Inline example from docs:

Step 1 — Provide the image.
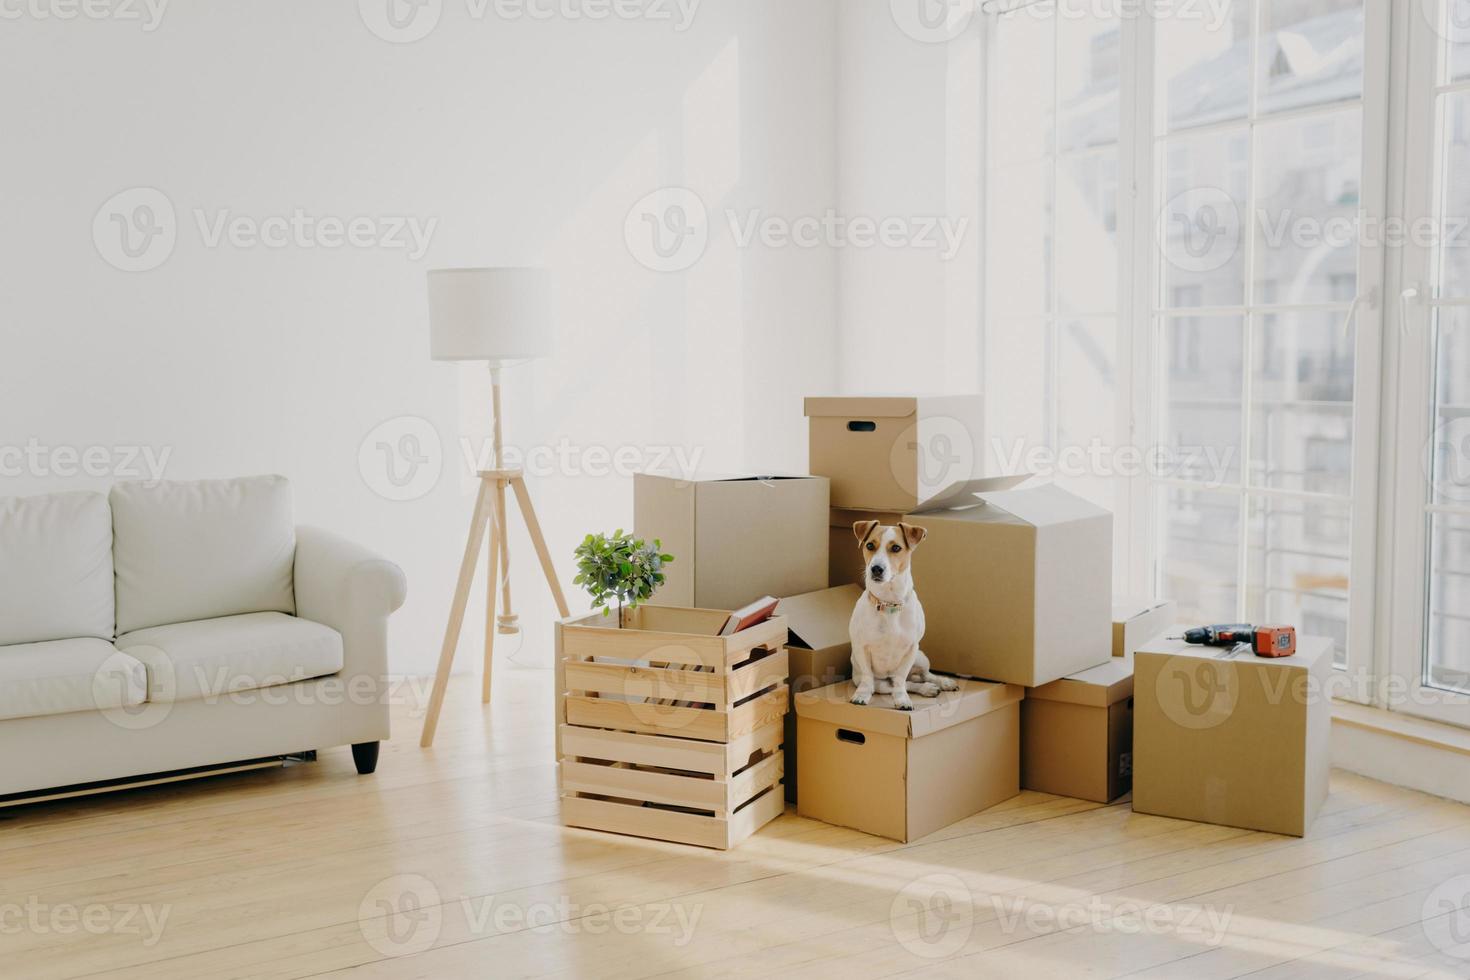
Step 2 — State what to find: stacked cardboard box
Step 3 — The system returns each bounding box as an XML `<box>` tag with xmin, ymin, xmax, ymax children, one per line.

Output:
<box><xmin>794</xmin><ymin>679</ymin><xmax>1021</xmax><ymax>842</ymax></box>
<box><xmin>634</xmin><ymin>473</ymin><xmax>829</xmax><ymax>610</ymax></box>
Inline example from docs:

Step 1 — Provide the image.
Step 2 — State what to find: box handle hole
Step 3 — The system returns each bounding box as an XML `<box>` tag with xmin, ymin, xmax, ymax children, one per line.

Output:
<box><xmin>846</xmin><ymin>420</ymin><xmax>877</xmax><ymax>432</ymax></box>
<box><xmin>836</xmin><ymin>728</ymin><xmax>866</xmax><ymax>745</ymax></box>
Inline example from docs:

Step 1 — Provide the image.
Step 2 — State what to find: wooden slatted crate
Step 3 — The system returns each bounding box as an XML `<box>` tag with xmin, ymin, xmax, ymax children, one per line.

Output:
<box><xmin>559</xmin><ymin>721</ymin><xmax>785</xmax><ymax>849</ymax></box>
<box><xmin>555</xmin><ymin>605</ymin><xmax>789</xmax><ymax>848</ymax></box>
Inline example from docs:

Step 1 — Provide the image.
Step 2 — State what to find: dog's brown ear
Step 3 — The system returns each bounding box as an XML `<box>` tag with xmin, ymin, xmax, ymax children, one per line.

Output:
<box><xmin>899</xmin><ymin>522</ymin><xmax>927</xmax><ymax>548</ymax></box>
<box><xmin>853</xmin><ymin>519</ymin><xmax>879</xmax><ymax>545</ymax></box>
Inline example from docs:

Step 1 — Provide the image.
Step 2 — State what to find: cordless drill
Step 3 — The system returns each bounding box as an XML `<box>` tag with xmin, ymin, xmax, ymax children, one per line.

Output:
<box><xmin>1179</xmin><ymin>624</ymin><xmax>1297</xmax><ymax>658</ymax></box>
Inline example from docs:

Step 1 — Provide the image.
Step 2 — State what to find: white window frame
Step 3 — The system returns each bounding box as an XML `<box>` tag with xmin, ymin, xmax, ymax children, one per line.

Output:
<box><xmin>1385</xmin><ymin>0</ymin><xmax>1470</xmax><ymax>725</ymax></box>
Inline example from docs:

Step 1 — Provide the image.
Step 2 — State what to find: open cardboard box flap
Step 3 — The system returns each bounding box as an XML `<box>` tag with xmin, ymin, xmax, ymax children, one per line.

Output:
<box><xmin>909</xmin><ymin>474</ymin><xmax>1032</xmax><ymax>513</ymax></box>
<box><xmin>776</xmin><ymin>585</ymin><xmax>860</xmax><ymax>652</ymax></box>
<box><xmin>794</xmin><ymin>680</ymin><xmax>1023</xmax><ymax>739</ymax></box>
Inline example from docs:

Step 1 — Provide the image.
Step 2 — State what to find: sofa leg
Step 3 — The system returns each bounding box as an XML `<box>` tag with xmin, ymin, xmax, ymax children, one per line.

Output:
<box><xmin>351</xmin><ymin>741</ymin><xmax>381</xmax><ymax>775</ymax></box>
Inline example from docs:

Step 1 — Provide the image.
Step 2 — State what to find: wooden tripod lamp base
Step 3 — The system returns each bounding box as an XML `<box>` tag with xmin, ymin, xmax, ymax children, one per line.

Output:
<box><xmin>420</xmin><ymin>468</ymin><xmax>569</xmax><ymax>748</ymax></box>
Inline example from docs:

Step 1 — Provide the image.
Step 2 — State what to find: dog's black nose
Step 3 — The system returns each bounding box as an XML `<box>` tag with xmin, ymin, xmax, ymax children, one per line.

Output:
<box><xmin>869</xmin><ymin>564</ymin><xmax>885</xmax><ymax>581</ymax></box>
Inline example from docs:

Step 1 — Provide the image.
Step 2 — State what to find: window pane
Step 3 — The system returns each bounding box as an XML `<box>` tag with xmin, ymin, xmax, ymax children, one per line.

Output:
<box><xmin>1245</xmin><ymin>494</ymin><xmax>1351</xmax><ymax>666</ymax></box>
<box><xmin>1250</xmin><ymin>310</ymin><xmax>1355</xmax><ymax>496</ymax></box>
<box><xmin>1057</xmin><ymin>8</ymin><xmax>1120</xmax><ymax>152</ymax></box>
<box><xmin>1257</xmin><ymin>0</ymin><xmax>1364</xmax><ymax>115</ymax></box>
<box><xmin>1155</xmin><ymin>0</ymin><xmax>1250</xmax><ymax>132</ymax></box>
<box><xmin>1056</xmin><ymin>150</ymin><xmax>1118</xmax><ymax>313</ymax></box>
<box><xmin>1428</xmin><ymin>511</ymin><xmax>1470</xmax><ymax>693</ymax></box>
<box><xmin>1253</xmin><ymin>108</ymin><xmax>1362</xmax><ymax>306</ymax></box>
<box><xmin>990</xmin><ymin>10</ymin><xmax>1055</xmax><ymax>169</ymax></box>
<box><xmin>1435</xmin><ymin>90</ymin><xmax>1470</xmax><ymax>299</ymax></box>
<box><xmin>1158</xmin><ymin>485</ymin><xmax>1241</xmax><ymax>621</ymax></box>
<box><xmin>1159</xmin><ymin>129</ymin><xmax>1249</xmax><ymax>308</ymax></box>
<box><xmin>1058</xmin><ymin>317</ymin><xmax>1118</xmax><ymax>513</ymax></box>
<box><xmin>1431</xmin><ymin>308</ymin><xmax>1470</xmax><ymax>507</ymax></box>
<box><xmin>1443</xmin><ymin>0</ymin><xmax>1470</xmax><ymax>82</ymax></box>
<box><xmin>987</xmin><ymin>163</ymin><xmax>1054</xmax><ymax>317</ymax></box>
<box><xmin>1162</xmin><ymin>315</ymin><xmax>1244</xmax><ymax>485</ymax></box>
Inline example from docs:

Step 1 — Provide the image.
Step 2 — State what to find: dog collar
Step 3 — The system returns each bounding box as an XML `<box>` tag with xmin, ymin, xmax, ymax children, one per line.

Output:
<box><xmin>868</xmin><ymin>592</ymin><xmax>906</xmax><ymax>614</ymax></box>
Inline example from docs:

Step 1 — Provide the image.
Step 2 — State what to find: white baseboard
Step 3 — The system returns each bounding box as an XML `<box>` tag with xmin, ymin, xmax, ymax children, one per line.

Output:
<box><xmin>1332</xmin><ymin>702</ymin><xmax>1470</xmax><ymax>805</ymax></box>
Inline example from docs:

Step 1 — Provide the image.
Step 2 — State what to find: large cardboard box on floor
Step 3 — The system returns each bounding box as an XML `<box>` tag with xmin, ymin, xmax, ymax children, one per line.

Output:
<box><xmin>634</xmin><ymin>473</ymin><xmax>828</xmax><ymax>610</ymax></box>
<box><xmin>1133</xmin><ymin>634</ymin><xmax>1333</xmax><ymax>837</ymax></box>
<box><xmin>795</xmin><ymin>679</ymin><xmax>1021</xmax><ymax>842</ymax></box>
<box><xmin>1023</xmin><ymin>658</ymin><xmax>1134</xmax><ymax>803</ymax></box>
<box><xmin>905</xmin><ymin>477</ymin><xmax>1112</xmax><ymax>687</ymax></box>
<box><xmin>1113</xmin><ymin>597</ymin><xmax>1177</xmax><ymax>659</ymax></box>
<box><xmin>804</xmin><ymin>396</ymin><xmax>985</xmax><ymax>511</ymax></box>
<box><xmin>775</xmin><ymin>584</ymin><xmax>860</xmax><ymax>802</ymax></box>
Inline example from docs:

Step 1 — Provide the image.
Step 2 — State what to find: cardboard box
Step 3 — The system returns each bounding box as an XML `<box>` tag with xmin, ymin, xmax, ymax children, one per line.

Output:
<box><xmin>906</xmin><ymin>477</ymin><xmax>1112</xmax><ymax>687</ymax></box>
<box><xmin>1133</xmin><ymin>635</ymin><xmax>1332</xmax><ymax>837</ymax></box>
<box><xmin>774</xmin><ymin>584</ymin><xmax>860</xmax><ymax>802</ymax></box>
<box><xmin>1113</xmin><ymin>597</ymin><xmax>1177</xmax><ymax>659</ymax></box>
<box><xmin>828</xmin><ymin>507</ymin><xmax>904</xmax><ymax>586</ymax></box>
<box><xmin>1023</xmin><ymin>658</ymin><xmax>1134</xmax><ymax>803</ymax></box>
<box><xmin>805</xmin><ymin>396</ymin><xmax>985</xmax><ymax>511</ymax></box>
<box><xmin>634</xmin><ymin>473</ymin><xmax>829</xmax><ymax>610</ymax></box>
<box><xmin>795</xmin><ymin>679</ymin><xmax>1021</xmax><ymax>842</ymax></box>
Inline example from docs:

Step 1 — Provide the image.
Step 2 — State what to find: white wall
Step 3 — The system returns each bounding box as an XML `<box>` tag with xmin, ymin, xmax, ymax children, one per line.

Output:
<box><xmin>834</xmin><ymin>3</ymin><xmax>983</xmax><ymax>396</ymax></box>
<box><xmin>0</xmin><ymin>0</ymin><xmax>838</xmax><ymax>676</ymax></box>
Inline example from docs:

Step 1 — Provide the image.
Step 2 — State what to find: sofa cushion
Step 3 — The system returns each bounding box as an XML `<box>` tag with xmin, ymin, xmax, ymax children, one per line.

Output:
<box><xmin>116</xmin><ymin>612</ymin><xmax>343</xmax><ymax>704</ymax></box>
<box><xmin>0</xmin><ymin>491</ymin><xmax>115</xmax><ymax>646</ymax></box>
<box><xmin>111</xmin><ymin>475</ymin><xmax>296</xmax><ymax>635</ymax></box>
<box><xmin>0</xmin><ymin>637</ymin><xmax>147</xmax><ymax>722</ymax></box>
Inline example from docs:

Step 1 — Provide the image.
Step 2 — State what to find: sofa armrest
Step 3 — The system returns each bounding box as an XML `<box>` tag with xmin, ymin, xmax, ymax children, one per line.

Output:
<box><xmin>294</xmin><ymin>525</ymin><xmax>407</xmax><ymax>686</ymax></box>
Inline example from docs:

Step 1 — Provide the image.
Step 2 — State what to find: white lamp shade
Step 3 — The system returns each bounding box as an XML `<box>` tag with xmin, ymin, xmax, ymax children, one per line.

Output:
<box><xmin>427</xmin><ymin>267</ymin><xmax>554</xmax><ymax>362</ymax></box>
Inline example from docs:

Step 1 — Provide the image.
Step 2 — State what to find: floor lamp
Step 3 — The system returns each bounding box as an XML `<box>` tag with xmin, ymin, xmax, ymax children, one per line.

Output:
<box><xmin>420</xmin><ymin>267</ymin><xmax>570</xmax><ymax>747</ymax></box>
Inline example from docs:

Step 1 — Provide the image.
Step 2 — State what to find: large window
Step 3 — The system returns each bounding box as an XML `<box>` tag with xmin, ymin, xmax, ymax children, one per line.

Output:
<box><xmin>985</xmin><ymin>0</ymin><xmax>1400</xmax><ymax>701</ymax></box>
<box><xmin>1389</xmin><ymin>0</ymin><xmax>1470</xmax><ymax>724</ymax></box>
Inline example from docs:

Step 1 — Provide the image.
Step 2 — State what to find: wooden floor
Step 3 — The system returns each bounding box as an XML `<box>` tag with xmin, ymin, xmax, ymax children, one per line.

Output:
<box><xmin>4</xmin><ymin>669</ymin><xmax>1470</xmax><ymax>980</ymax></box>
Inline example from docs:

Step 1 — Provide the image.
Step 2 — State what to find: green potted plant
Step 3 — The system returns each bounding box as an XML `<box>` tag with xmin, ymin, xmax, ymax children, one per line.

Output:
<box><xmin>572</xmin><ymin>529</ymin><xmax>673</xmax><ymax>626</ymax></box>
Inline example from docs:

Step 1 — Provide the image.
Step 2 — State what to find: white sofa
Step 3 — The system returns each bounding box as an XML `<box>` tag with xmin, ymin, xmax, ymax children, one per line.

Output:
<box><xmin>0</xmin><ymin>475</ymin><xmax>406</xmax><ymax>799</ymax></box>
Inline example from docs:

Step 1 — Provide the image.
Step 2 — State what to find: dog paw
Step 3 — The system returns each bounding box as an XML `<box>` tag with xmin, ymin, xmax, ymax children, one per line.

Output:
<box><xmin>936</xmin><ymin>675</ymin><xmax>959</xmax><ymax>692</ymax></box>
<box><xmin>894</xmin><ymin>699</ymin><xmax>914</xmax><ymax>711</ymax></box>
<box><xmin>850</xmin><ymin>694</ymin><xmax>870</xmax><ymax>706</ymax></box>
<box><xmin>914</xmin><ymin>682</ymin><xmax>941</xmax><ymax>698</ymax></box>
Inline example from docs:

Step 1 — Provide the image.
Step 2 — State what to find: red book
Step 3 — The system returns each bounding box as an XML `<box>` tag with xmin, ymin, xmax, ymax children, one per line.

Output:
<box><xmin>720</xmin><ymin>596</ymin><xmax>779</xmax><ymax>636</ymax></box>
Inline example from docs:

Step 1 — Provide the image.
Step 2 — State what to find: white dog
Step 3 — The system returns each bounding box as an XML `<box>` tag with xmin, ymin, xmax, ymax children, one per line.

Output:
<box><xmin>848</xmin><ymin>520</ymin><xmax>958</xmax><ymax>710</ymax></box>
